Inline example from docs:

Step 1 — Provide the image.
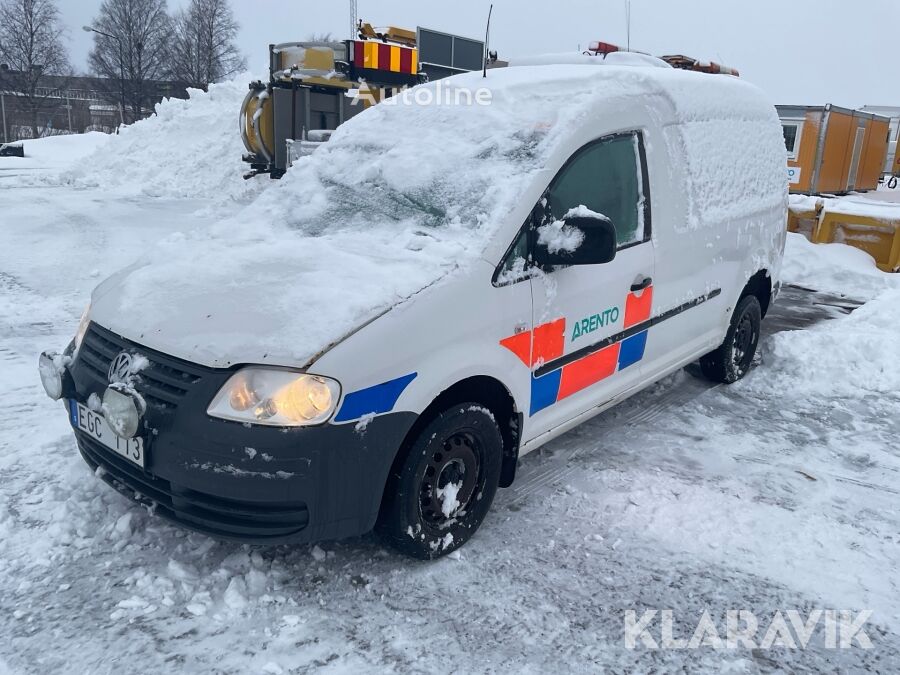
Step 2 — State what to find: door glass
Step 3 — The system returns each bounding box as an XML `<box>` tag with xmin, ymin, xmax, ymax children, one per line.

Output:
<box><xmin>544</xmin><ymin>135</ymin><xmax>644</xmax><ymax>247</ymax></box>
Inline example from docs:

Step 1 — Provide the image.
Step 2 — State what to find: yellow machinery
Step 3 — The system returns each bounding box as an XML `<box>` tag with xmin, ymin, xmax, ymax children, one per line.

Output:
<box><xmin>239</xmin><ymin>27</ymin><xmax>423</xmax><ymax>178</ymax></box>
<box><xmin>787</xmin><ymin>197</ymin><xmax>900</xmax><ymax>273</ymax></box>
<box><xmin>814</xmin><ymin>209</ymin><xmax>900</xmax><ymax>273</ymax></box>
<box><xmin>239</xmin><ymin>22</ymin><xmax>485</xmax><ymax>178</ymax></box>
<box><xmin>787</xmin><ymin>198</ymin><xmax>824</xmax><ymax>239</ymax></box>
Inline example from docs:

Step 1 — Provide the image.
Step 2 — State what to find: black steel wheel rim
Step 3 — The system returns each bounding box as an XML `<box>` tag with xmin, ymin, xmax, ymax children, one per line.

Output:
<box><xmin>732</xmin><ymin>311</ymin><xmax>757</xmax><ymax>373</ymax></box>
<box><xmin>419</xmin><ymin>430</ymin><xmax>481</xmax><ymax>525</ymax></box>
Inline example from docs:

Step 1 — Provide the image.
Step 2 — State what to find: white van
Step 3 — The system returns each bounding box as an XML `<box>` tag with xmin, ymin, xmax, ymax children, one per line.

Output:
<box><xmin>40</xmin><ymin>59</ymin><xmax>788</xmax><ymax>559</ymax></box>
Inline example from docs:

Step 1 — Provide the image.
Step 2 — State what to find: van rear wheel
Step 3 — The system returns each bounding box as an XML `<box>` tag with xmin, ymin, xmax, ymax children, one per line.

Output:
<box><xmin>377</xmin><ymin>404</ymin><xmax>502</xmax><ymax>560</ymax></box>
<box><xmin>700</xmin><ymin>295</ymin><xmax>762</xmax><ymax>384</ymax></box>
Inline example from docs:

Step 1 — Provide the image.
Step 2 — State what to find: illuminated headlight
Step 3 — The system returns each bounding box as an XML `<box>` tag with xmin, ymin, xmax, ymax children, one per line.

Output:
<box><xmin>207</xmin><ymin>368</ymin><xmax>341</xmax><ymax>427</ymax></box>
<box><xmin>73</xmin><ymin>303</ymin><xmax>91</xmax><ymax>354</ymax></box>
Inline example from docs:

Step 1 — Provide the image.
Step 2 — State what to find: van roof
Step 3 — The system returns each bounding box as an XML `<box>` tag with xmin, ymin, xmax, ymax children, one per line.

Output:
<box><xmin>102</xmin><ymin>64</ymin><xmax>784</xmax><ymax>368</ymax></box>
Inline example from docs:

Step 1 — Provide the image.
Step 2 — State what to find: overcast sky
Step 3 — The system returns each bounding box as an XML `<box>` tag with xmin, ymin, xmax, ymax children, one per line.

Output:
<box><xmin>55</xmin><ymin>0</ymin><xmax>898</xmax><ymax>108</ymax></box>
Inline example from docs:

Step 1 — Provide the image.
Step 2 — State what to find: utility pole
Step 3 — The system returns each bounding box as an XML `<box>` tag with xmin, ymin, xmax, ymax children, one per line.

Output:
<box><xmin>83</xmin><ymin>25</ymin><xmax>126</xmax><ymax>125</ymax></box>
<box><xmin>350</xmin><ymin>0</ymin><xmax>358</xmax><ymax>38</ymax></box>
<box><xmin>1</xmin><ymin>93</ymin><xmax>7</xmax><ymax>143</ymax></box>
<box><xmin>625</xmin><ymin>0</ymin><xmax>632</xmax><ymax>51</ymax></box>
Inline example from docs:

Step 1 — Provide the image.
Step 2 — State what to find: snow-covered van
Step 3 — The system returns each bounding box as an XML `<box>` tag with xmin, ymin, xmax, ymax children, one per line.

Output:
<box><xmin>39</xmin><ymin>58</ymin><xmax>788</xmax><ymax>559</ymax></box>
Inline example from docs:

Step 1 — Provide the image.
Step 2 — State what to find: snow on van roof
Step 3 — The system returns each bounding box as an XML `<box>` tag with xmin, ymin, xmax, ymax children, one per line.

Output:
<box><xmin>509</xmin><ymin>51</ymin><xmax>671</xmax><ymax>68</ymax></box>
<box><xmin>100</xmin><ymin>65</ymin><xmax>785</xmax><ymax>368</ymax></box>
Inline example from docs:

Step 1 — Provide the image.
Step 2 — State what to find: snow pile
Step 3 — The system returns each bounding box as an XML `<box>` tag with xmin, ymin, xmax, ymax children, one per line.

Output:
<box><xmin>22</xmin><ymin>132</ymin><xmax>109</xmax><ymax>164</ymax></box>
<box><xmin>754</xmin><ymin>230</ymin><xmax>900</xmax><ymax>399</ymax></box>
<box><xmin>781</xmin><ymin>232</ymin><xmax>896</xmax><ymax>300</ymax></box>
<box><xmin>824</xmin><ymin>193</ymin><xmax>900</xmax><ymax>221</ymax></box>
<box><xmin>0</xmin><ymin>133</ymin><xmax>110</xmax><ymax>185</ymax></box>
<box><xmin>748</xmin><ymin>286</ymin><xmax>900</xmax><ymax>399</ymax></box>
<box><xmin>62</xmin><ymin>77</ymin><xmax>261</xmax><ymax>201</ymax></box>
<box><xmin>787</xmin><ymin>193</ymin><xmax>821</xmax><ymax>214</ymax></box>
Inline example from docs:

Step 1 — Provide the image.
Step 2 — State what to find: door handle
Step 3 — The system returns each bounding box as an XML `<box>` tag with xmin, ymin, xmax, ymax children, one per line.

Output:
<box><xmin>630</xmin><ymin>276</ymin><xmax>652</xmax><ymax>292</ymax></box>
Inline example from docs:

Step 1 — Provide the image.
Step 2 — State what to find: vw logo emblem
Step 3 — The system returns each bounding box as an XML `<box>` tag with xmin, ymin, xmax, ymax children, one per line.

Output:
<box><xmin>108</xmin><ymin>352</ymin><xmax>134</xmax><ymax>383</ymax></box>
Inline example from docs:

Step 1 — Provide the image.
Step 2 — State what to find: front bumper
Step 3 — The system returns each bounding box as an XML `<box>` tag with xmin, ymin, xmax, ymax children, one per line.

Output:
<box><xmin>64</xmin><ymin>323</ymin><xmax>416</xmax><ymax>544</ymax></box>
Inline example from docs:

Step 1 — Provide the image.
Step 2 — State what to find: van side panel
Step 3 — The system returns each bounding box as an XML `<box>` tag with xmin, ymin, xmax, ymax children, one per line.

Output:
<box><xmin>648</xmin><ymin>77</ymin><xmax>787</xmax><ymax>377</ymax></box>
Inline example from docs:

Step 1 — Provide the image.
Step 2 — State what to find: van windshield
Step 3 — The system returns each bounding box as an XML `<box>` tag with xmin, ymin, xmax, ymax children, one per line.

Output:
<box><xmin>250</xmin><ymin>70</ymin><xmax>577</xmax><ymax>241</ymax></box>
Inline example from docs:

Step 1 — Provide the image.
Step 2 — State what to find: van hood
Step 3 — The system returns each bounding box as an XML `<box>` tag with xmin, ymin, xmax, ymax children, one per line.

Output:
<box><xmin>89</xmin><ymin>226</ymin><xmax>466</xmax><ymax>369</ymax></box>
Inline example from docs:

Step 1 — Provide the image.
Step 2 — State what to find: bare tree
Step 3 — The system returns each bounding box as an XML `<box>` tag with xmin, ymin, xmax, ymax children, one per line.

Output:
<box><xmin>170</xmin><ymin>0</ymin><xmax>244</xmax><ymax>90</ymax></box>
<box><xmin>87</xmin><ymin>0</ymin><xmax>172</xmax><ymax>124</ymax></box>
<box><xmin>0</xmin><ymin>0</ymin><xmax>71</xmax><ymax>139</ymax></box>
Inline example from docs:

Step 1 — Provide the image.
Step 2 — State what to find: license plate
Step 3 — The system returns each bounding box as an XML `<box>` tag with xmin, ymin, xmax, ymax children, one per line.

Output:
<box><xmin>69</xmin><ymin>400</ymin><xmax>145</xmax><ymax>468</ymax></box>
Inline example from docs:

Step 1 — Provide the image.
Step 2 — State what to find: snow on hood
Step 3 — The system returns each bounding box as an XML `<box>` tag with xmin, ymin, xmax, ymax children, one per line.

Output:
<box><xmin>91</xmin><ymin>65</ymin><xmax>772</xmax><ymax>369</ymax></box>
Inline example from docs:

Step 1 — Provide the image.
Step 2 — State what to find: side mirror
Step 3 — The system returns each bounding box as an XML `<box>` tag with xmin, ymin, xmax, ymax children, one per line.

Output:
<box><xmin>533</xmin><ymin>215</ymin><xmax>618</xmax><ymax>268</ymax></box>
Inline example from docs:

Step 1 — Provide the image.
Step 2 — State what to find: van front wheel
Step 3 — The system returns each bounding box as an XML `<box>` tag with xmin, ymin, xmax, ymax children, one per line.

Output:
<box><xmin>377</xmin><ymin>404</ymin><xmax>502</xmax><ymax>559</ymax></box>
<box><xmin>700</xmin><ymin>295</ymin><xmax>762</xmax><ymax>384</ymax></box>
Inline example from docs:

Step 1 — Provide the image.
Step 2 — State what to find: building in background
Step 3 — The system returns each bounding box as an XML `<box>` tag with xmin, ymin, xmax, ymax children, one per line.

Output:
<box><xmin>0</xmin><ymin>66</ymin><xmax>190</xmax><ymax>143</ymax></box>
<box><xmin>777</xmin><ymin>104</ymin><xmax>892</xmax><ymax>194</ymax></box>
<box><xmin>860</xmin><ymin>105</ymin><xmax>900</xmax><ymax>177</ymax></box>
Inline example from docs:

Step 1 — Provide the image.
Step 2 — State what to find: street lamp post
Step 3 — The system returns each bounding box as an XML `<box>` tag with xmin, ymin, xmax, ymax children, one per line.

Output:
<box><xmin>83</xmin><ymin>25</ymin><xmax>126</xmax><ymax>126</ymax></box>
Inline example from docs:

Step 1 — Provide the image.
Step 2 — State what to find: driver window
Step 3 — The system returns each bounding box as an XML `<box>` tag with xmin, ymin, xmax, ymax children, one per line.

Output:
<box><xmin>544</xmin><ymin>134</ymin><xmax>645</xmax><ymax>247</ymax></box>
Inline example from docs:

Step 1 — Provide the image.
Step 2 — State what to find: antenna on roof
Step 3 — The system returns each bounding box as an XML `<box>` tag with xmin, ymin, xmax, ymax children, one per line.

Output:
<box><xmin>625</xmin><ymin>0</ymin><xmax>632</xmax><ymax>51</ymax></box>
<box><xmin>483</xmin><ymin>4</ymin><xmax>493</xmax><ymax>78</ymax></box>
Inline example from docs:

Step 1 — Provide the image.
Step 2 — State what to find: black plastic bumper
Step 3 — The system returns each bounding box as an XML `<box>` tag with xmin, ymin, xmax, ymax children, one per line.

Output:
<box><xmin>66</xmin><ymin>323</ymin><xmax>417</xmax><ymax>544</ymax></box>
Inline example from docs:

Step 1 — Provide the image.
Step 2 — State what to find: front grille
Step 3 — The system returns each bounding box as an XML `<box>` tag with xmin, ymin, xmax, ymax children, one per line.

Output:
<box><xmin>77</xmin><ymin>323</ymin><xmax>205</xmax><ymax>411</ymax></box>
<box><xmin>77</xmin><ymin>432</ymin><xmax>310</xmax><ymax>540</ymax></box>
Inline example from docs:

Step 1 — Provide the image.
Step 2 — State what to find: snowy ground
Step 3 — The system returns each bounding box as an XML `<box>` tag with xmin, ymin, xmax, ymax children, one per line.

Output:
<box><xmin>2</xmin><ymin>140</ymin><xmax>900</xmax><ymax>673</ymax></box>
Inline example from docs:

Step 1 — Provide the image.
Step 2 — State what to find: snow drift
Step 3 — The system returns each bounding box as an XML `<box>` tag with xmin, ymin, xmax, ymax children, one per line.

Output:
<box><xmin>62</xmin><ymin>78</ymin><xmax>261</xmax><ymax>201</ymax></box>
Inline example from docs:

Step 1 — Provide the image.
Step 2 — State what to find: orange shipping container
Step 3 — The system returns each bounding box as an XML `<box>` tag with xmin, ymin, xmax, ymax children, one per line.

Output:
<box><xmin>777</xmin><ymin>104</ymin><xmax>891</xmax><ymax>194</ymax></box>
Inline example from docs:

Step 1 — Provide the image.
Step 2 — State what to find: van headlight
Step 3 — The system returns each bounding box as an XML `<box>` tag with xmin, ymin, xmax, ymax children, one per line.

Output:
<box><xmin>207</xmin><ymin>368</ymin><xmax>341</xmax><ymax>427</ymax></box>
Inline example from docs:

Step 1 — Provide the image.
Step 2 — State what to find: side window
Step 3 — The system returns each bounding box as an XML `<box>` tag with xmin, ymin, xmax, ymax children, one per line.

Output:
<box><xmin>782</xmin><ymin>122</ymin><xmax>801</xmax><ymax>159</ymax></box>
<box><xmin>545</xmin><ymin>133</ymin><xmax>647</xmax><ymax>248</ymax></box>
<box><xmin>496</xmin><ymin>227</ymin><xmax>530</xmax><ymax>283</ymax></box>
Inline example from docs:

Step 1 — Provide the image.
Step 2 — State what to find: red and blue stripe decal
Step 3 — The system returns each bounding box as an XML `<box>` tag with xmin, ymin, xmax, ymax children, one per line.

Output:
<box><xmin>501</xmin><ymin>286</ymin><xmax>654</xmax><ymax>416</ymax></box>
<box><xmin>334</xmin><ymin>372</ymin><xmax>417</xmax><ymax>422</ymax></box>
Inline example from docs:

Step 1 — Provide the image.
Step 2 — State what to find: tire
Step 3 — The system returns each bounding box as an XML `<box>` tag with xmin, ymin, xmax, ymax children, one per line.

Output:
<box><xmin>700</xmin><ymin>295</ymin><xmax>762</xmax><ymax>384</ymax></box>
<box><xmin>376</xmin><ymin>403</ymin><xmax>503</xmax><ymax>560</ymax></box>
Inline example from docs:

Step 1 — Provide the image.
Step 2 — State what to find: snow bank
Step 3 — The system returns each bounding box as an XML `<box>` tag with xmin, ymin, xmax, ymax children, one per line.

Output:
<box><xmin>62</xmin><ymin>77</ymin><xmax>261</xmax><ymax>201</ymax></box>
<box><xmin>12</xmin><ymin>132</ymin><xmax>108</xmax><ymax>166</ymax></box>
<box><xmin>748</xmin><ymin>286</ymin><xmax>900</xmax><ymax>398</ymax></box>
<box><xmin>781</xmin><ymin>232</ymin><xmax>896</xmax><ymax>300</ymax></box>
<box><xmin>824</xmin><ymin>193</ymin><xmax>900</xmax><ymax>221</ymax></box>
<box><xmin>754</xmin><ymin>230</ymin><xmax>900</xmax><ymax>398</ymax></box>
<box><xmin>0</xmin><ymin>132</ymin><xmax>109</xmax><ymax>178</ymax></box>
